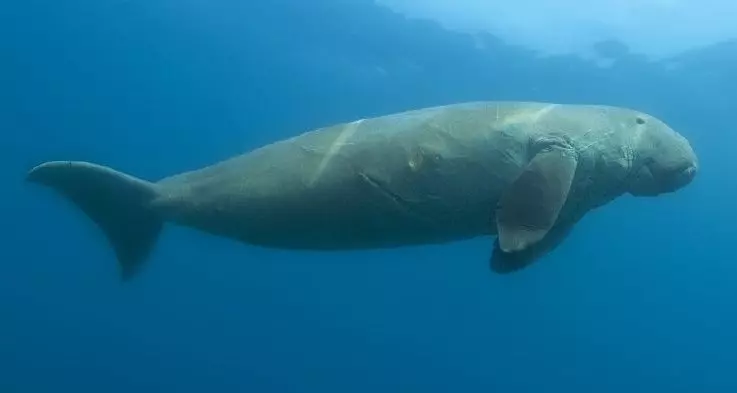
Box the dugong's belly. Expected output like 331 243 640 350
155 105 528 250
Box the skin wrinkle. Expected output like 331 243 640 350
357 170 443 229
520 106 629 220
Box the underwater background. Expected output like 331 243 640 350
3 0 736 392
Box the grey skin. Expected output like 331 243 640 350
27 101 698 279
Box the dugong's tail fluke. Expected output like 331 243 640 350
27 161 163 280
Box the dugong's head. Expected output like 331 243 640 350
626 112 698 196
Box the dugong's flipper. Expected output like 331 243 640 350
492 139 578 271
490 220 576 273
27 161 162 279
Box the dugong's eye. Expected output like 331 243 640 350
635 117 646 125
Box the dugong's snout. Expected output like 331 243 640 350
629 151 698 196
628 124 698 196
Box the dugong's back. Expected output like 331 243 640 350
154 102 548 250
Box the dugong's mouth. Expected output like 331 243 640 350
684 165 697 179
628 162 697 197
672 164 698 190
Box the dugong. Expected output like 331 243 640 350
27 101 698 279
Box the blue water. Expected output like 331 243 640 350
3 1 736 392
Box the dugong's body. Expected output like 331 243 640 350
28 101 698 279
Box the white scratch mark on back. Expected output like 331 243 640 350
309 119 364 186
499 103 558 126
